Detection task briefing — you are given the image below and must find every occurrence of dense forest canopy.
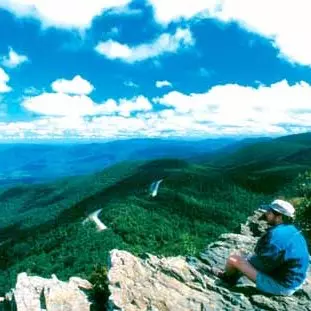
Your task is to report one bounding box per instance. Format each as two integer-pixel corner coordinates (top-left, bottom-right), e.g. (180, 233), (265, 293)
(0, 133), (310, 300)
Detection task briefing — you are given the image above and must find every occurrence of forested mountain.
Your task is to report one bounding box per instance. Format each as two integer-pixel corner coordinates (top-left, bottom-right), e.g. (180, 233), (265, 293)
(0, 132), (311, 299)
(0, 138), (236, 188)
(0, 158), (265, 293)
(197, 132), (311, 193)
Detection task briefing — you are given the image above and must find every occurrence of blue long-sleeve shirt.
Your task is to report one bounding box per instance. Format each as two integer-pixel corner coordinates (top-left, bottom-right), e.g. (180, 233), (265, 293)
(249, 224), (310, 289)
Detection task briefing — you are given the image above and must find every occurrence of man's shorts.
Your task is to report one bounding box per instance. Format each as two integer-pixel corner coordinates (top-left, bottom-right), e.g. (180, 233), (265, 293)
(247, 255), (301, 296)
(256, 272), (299, 296)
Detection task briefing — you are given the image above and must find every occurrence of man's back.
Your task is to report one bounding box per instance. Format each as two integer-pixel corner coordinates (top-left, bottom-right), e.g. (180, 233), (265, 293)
(254, 224), (309, 289)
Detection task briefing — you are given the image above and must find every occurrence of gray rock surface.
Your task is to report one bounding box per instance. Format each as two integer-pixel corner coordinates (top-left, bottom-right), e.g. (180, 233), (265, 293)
(5, 273), (92, 311)
(108, 211), (311, 311)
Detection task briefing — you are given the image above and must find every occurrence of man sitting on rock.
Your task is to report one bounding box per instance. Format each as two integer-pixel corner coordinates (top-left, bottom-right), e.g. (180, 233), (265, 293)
(215, 199), (310, 296)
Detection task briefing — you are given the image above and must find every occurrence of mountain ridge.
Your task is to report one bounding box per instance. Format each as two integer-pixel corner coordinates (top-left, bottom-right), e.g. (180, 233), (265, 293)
(0, 138), (237, 188)
(0, 132), (311, 306)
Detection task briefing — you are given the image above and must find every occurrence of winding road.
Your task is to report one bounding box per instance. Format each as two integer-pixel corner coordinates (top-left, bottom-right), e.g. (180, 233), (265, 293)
(150, 179), (163, 197)
(84, 179), (164, 231)
(86, 209), (107, 231)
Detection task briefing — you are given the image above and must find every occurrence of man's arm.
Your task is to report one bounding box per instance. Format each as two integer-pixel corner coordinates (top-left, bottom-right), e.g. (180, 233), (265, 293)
(252, 236), (284, 274)
(228, 254), (257, 282)
(227, 242), (283, 283)
(248, 228), (283, 271)
(226, 230), (283, 283)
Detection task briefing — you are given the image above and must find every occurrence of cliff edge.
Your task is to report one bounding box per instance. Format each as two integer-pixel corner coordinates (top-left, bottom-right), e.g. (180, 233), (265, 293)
(107, 211), (311, 311)
(2, 211), (310, 311)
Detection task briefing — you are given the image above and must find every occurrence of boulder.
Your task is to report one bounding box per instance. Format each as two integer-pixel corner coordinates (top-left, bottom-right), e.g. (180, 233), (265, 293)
(107, 212), (311, 311)
(5, 273), (92, 311)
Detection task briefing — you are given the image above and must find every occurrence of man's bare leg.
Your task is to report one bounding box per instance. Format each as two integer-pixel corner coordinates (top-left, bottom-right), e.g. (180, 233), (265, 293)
(227, 254), (258, 282)
(224, 256), (240, 276)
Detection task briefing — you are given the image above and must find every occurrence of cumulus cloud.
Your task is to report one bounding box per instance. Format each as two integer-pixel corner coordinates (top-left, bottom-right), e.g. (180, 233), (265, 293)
(7, 80), (311, 140)
(156, 80), (172, 88)
(213, 0), (311, 66)
(0, 0), (131, 29)
(0, 115), (149, 141)
(2, 47), (29, 68)
(107, 5), (142, 17)
(148, 0), (212, 24)
(100, 96), (153, 117)
(23, 93), (97, 117)
(155, 80), (311, 129)
(148, 0), (311, 66)
(51, 76), (94, 95)
(95, 28), (194, 63)
(0, 68), (12, 93)
(22, 91), (152, 117)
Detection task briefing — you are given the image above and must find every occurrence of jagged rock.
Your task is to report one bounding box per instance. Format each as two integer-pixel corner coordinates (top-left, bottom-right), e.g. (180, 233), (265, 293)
(7, 273), (92, 311)
(107, 212), (311, 311)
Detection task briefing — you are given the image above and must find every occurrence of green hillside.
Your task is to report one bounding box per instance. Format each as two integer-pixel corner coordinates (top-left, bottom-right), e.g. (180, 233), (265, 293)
(199, 132), (311, 193)
(0, 161), (144, 233)
(1, 132), (311, 303)
(0, 158), (266, 294)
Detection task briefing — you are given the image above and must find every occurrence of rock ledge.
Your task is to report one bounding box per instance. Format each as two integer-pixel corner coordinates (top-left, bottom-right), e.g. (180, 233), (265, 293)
(108, 212), (311, 311)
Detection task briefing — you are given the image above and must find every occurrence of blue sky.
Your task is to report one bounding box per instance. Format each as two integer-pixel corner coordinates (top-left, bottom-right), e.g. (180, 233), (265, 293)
(0, 0), (311, 141)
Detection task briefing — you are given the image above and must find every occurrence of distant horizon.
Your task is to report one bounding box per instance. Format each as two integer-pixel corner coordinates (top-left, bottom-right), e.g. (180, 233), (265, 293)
(0, 133), (278, 144)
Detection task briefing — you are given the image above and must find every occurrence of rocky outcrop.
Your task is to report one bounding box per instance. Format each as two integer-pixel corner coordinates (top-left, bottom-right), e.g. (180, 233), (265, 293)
(107, 211), (311, 311)
(2, 212), (310, 310)
(3, 273), (92, 311)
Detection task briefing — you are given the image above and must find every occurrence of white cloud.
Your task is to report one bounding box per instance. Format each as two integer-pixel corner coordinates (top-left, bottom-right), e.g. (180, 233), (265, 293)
(0, 0), (131, 29)
(23, 93), (97, 117)
(156, 80), (172, 88)
(0, 68), (12, 93)
(124, 80), (139, 88)
(107, 5), (142, 17)
(148, 0), (213, 24)
(149, 0), (311, 66)
(24, 87), (41, 95)
(96, 40), (131, 59)
(51, 76), (94, 95)
(113, 96), (153, 117)
(155, 80), (311, 129)
(95, 96), (153, 117)
(6, 80), (311, 140)
(22, 92), (152, 117)
(2, 47), (29, 68)
(95, 28), (194, 63)
(213, 0), (311, 66)
(0, 114), (150, 140)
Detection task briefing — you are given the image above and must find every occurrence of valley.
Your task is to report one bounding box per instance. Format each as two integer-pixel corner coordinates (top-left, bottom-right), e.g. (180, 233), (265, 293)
(0, 133), (310, 298)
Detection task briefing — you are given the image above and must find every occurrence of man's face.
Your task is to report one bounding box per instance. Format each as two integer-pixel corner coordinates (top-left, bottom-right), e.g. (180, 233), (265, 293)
(264, 209), (280, 225)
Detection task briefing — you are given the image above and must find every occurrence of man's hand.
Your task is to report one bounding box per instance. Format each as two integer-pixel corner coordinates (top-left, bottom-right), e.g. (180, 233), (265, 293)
(228, 254), (249, 269)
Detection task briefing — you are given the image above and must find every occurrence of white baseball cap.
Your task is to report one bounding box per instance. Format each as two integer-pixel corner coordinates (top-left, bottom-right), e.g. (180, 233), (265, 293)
(260, 199), (295, 218)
